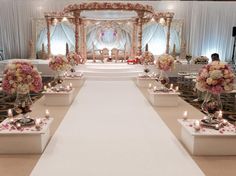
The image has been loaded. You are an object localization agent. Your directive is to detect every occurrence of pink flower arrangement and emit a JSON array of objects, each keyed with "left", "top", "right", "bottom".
[
  {"left": 49, "top": 55, "right": 70, "bottom": 72},
  {"left": 156, "top": 54, "right": 174, "bottom": 71},
  {"left": 2, "top": 60, "right": 42, "bottom": 94},
  {"left": 66, "top": 52, "right": 82, "bottom": 66},
  {"left": 196, "top": 61, "right": 235, "bottom": 94},
  {"left": 141, "top": 51, "right": 154, "bottom": 65}
]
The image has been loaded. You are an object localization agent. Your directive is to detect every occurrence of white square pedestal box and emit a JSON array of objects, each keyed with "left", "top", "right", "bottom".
[
  {"left": 178, "top": 119, "right": 236, "bottom": 155},
  {"left": 0, "top": 118, "right": 53, "bottom": 154},
  {"left": 43, "top": 88, "right": 75, "bottom": 106},
  {"left": 148, "top": 89, "right": 180, "bottom": 107},
  {"left": 136, "top": 77, "right": 157, "bottom": 88},
  {"left": 64, "top": 76, "right": 85, "bottom": 87}
]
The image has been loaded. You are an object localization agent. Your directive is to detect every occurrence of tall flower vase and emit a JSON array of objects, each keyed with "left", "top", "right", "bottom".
[
  {"left": 54, "top": 71, "right": 64, "bottom": 85},
  {"left": 15, "top": 91, "right": 33, "bottom": 125},
  {"left": 201, "top": 92, "right": 222, "bottom": 124},
  {"left": 69, "top": 65, "right": 76, "bottom": 76},
  {"left": 143, "top": 65, "right": 150, "bottom": 77},
  {"left": 158, "top": 70, "right": 169, "bottom": 86}
]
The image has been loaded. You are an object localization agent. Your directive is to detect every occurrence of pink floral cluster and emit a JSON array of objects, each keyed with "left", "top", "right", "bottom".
[
  {"left": 141, "top": 51, "right": 154, "bottom": 65},
  {"left": 156, "top": 54, "right": 174, "bottom": 71},
  {"left": 66, "top": 52, "right": 82, "bottom": 66},
  {"left": 49, "top": 55, "right": 70, "bottom": 72},
  {"left": 2, "top": 61, "right": 42, "bottom": 94},
  {"left": 196, "top": 61, "right": 235, "bottom": 94}
]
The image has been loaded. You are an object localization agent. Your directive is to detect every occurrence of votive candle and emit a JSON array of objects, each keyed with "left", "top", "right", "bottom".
[
  {"left": 175, "top": 86, "right": 179, "bottom": 92},
  {"left": 35, "top": 118, "right": 41, "bottom": 130},
  {"left": 45, "top": 109, "right": 50, "bottom": 119},
  {"left": 194, "top": 120, "right": 200, "bottom": 131},
  {"left": 148, "top": 83, "right": 152, "bottom": 89},
  {"left": 153, "top": 86, "right": 157, "bottom": 91},
  {"left": 69, "top": 83, "right": 73, "bottom": 88},
  {"left": 183, "top": 110, "right": 188, "bottom": 120},
  {"left": 8, "top": 109, "right": 13, "bottom": 118},
  {"left": 218, "top": 110, "right": 223, "bottom": 119},
  {"left": 16, "top": 123, "right": 21, "bottom": 129}
]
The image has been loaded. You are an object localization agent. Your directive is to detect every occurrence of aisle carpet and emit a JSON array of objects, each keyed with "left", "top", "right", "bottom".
[{"left": 31, "top": 80, "right": 204, "bottom": 176}]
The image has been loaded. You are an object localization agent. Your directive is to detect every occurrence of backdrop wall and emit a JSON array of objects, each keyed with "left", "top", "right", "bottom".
[{"left": 0, "top": 0, "right": 236, "bottom": 61}]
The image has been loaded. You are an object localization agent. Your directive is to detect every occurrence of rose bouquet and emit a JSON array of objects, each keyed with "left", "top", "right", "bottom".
[
  {"left": 49, "top": 55, "right": 70, "bottom": 72},
  {"left": 141, "top": 51, "right": 154, "bottom": 65},
  {"left": 156, "top": 54, "right": 174, "bottom": 71},
  {"left": 2, "top": 60, "right": 42, "bottom": 94},
  {"left": 66, "top": 52, "right": 82, "bottom": 66},
  {"left": 196, "top": 61, "right": 235, "bottom": 94}
]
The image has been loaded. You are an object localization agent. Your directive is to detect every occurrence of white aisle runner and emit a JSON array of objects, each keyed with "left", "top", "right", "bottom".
[{"left": 31, "top": 80, "right": 204, "bottom": 176}]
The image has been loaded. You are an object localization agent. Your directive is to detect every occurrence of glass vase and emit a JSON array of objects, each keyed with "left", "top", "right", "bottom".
[
  {"left": 201, "top": 91, "right": 222, "bottom": 124},
  {"left": 69, "top": 66, "right": 76, "bottom": 77},
  {"left": 158, "top": 70, "right": 169, "bottom": 86},
  {"left": 14, "top": 91, "right": 32, "bottom": 125},
  {"left": 54, "top": 71, "right": 64, "bottom": 85}
]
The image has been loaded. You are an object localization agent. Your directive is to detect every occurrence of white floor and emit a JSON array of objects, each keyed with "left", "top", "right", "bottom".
[{"left": 31, "top": 80, "right": 204, "bottom": 176}]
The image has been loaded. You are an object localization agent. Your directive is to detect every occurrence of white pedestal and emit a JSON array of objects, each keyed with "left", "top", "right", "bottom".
[
  {"left": 43, "top": 88, "right": 75, "bottom": 106},
  {"left": 0, "top": 118, "right": 53, "bottom": 154},
  {"left": 64, "top": 76, "right": 85, "bottom": 87},
  {"left": 148, "top": 89, "right": 180, "bottom": 107},
  {"left": 136, "top": 77, "right": 157, "bottom": 88},
  {"left": 178, "top": 119, "right": 236, "bottom": 155}
]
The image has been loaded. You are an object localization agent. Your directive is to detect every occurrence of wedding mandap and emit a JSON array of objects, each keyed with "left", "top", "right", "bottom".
[
  {"left": 34, "top": 2, "right": 177, "bottom": 63},
  {"left": 0, "top": 1, "right": 236, "bottom": 176}
]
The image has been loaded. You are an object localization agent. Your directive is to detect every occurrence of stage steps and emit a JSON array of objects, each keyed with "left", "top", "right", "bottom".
[{"left": 76, "top": 63, "right": 144, "bottom": 79}]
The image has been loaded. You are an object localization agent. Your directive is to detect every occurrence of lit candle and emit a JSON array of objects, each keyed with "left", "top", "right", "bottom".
[
  {"left": 66, "top": 85, "right": 70, "bottom": 91},
  {"left": 8, "top": 109, "right": 13, "bottom": 118},
  {"left": 203, "top": 116, "right": 208, "bottom": 120},
  {"left": 45, "top": 109, "right": 50, "bottom": 119},
  {"left": 16, "top": 123, "right": 21, "bottom": 129},
  {"left": 194, "top": 120, "right": 201, "bottom": 131},
  {"left": 44, "top": 85, "right": 47, "bottom": 91},
  {"left": 218, "top": 110, "right": 223, "bottom": 119},
  {"left": 222, "top": 119, "right": 228, "bottom": 126},
  {"left": 153, "top": 86, "right": 157, "bottom": 92},
  {"left": 183, "top": 110, "right": 188, "bottom": 120},
  {"left": 215, "top": 124, "right": 220, "bottom": 130},
  {"left": 170, "top": 84, "right": 173, "bottom": 90},
  {"left": 9, "top": 118, "right": 14, "bottom": 123},
  {"left": 69, "top": 83, "right": 73, "bottom": 88},
  {"left": 35, "top": 118, "right": 41, "bottom": 130},
  {"left": 148, "top": 83, "right": 152, "bottom": 89},
  {"left": 64, "top": 72, "right": 68, "bottom": 77},
  {"left": 175, "top": 86, "right": 179, "bottom": 92}
]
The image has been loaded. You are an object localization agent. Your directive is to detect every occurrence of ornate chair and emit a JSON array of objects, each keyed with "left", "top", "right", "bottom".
[
  {"left": 101, "top": 48, "right": 109, "bottom": 62},
  {"left": 111, "top": 48, "right": 118, "bottom": 62}
]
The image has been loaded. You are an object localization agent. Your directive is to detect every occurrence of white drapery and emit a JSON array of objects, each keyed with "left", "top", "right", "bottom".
[
  {"left": 142, "top": 22, "right": 180, "bottom": 55},
  {"left": 0, "top": 1, "right": 236, "bottom": 62},
  {"left": 36, "top": 23, "right": 75, "bottom": 55}
]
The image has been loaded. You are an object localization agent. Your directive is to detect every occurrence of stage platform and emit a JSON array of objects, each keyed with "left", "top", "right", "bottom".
[
  {"left": 0, "top": 59, "right": 205, "bottom": 79},
  {"left": 76, "top": 62, "right": 143, "bottom": 80}
]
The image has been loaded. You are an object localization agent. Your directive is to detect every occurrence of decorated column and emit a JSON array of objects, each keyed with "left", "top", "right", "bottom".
[
  {"left": 137, "top": 11, "right": 144, "bottom": 56},
  {"left": 80, "top": 19, "right": 87, "bottom": 62},
  {"left": 83, "top": 22, "right": 87, "bottom": 62},
  {"left": 165, "top": 13, "right": 174, "bottom": 54},
  {"left": 45, "top": 16, "right": 51, "bottom": 58},
  {"left": 131, "top": 19, "right": 138, "bottom": 58},
  {"left": 74, "top": 11, "right": 80, "bottom": 54}
]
